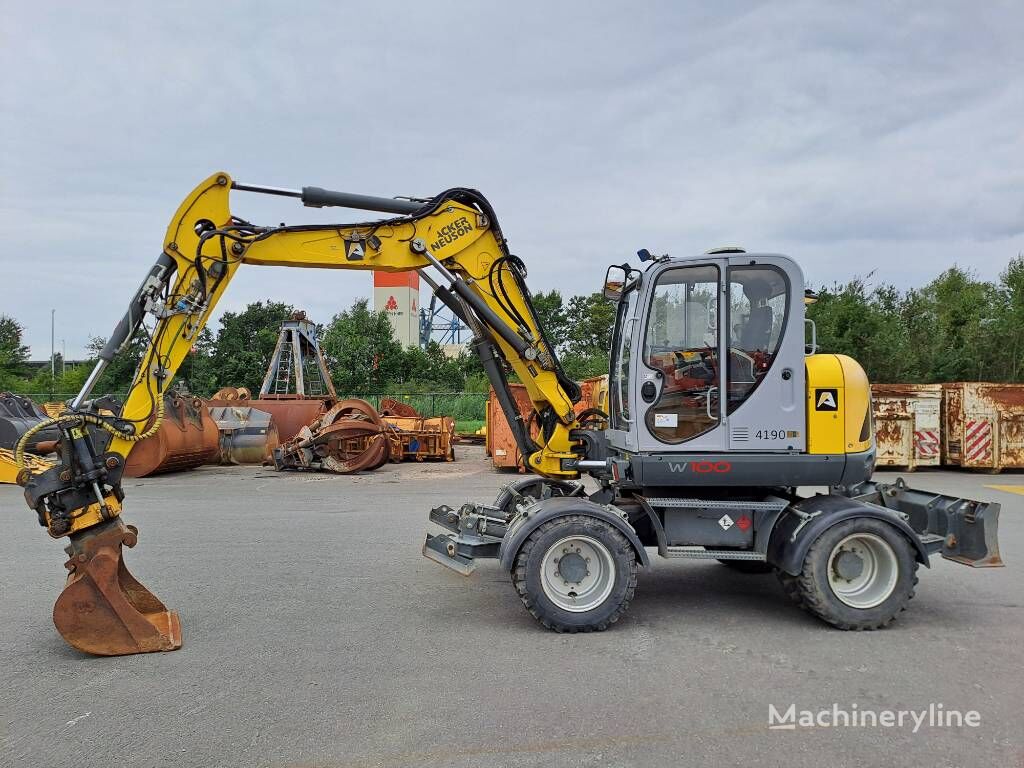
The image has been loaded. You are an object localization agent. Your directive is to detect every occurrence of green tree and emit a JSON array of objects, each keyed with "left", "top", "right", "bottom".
[
  {"left": 209, "top": 301, "right": 294, "bottom": 393},
  {"left": 322, "top": 298, "right": 405, "bottom": 392},
  {"left": 808, "top": 277, "right": 914, "bottom": 383},
  {"left": 180, "top": 327, "right": 218, "bottom": 395},
  {"left": 531, "top": 289, "right": 568, "bottom": 346},
  {"left": 400, "top": 341, "right": 467, "bottom": 390},
  {"left": 985, "top": 255, "right": 1024, "bottom": 381},
  {"left": 920, "top": 267, "right": 997, "bottom": 382},
  {"left": 560, "top": 292, "right": 616, "bottom": 379},
  {"left": 0, "top": 315, "right": 30, "bottom": 384}
]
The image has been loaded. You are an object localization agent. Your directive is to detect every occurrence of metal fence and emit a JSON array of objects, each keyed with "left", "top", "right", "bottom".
[
  {"left": 16, "top": 392, "right": 489, "bottom": 422},
  {"left": 340, "top": 393, "right": 488, "bottom": 421}
]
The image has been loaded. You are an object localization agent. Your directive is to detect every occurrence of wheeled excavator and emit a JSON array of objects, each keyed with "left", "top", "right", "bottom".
[{"left": 14, "top": 172, "right": 1002, "bottom": 656}]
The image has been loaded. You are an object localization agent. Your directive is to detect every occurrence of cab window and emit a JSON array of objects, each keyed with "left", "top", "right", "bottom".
[
  {"left": 642, "top": 265, "right": 720, "bottom": 443},
  {"left": 727, "top": 265, "right": 788, "bottom": 413}
]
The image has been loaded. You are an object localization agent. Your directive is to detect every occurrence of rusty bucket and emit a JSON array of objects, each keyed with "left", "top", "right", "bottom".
[
  {"left": 123, "top": 393, "right": 219, "bottom": 477},
  {"left": 53, "top": 519, "right": 182, "bottom": 656},
  {"left": 207, "top": 394, "right": 327, "bottom": 443},
  {"left": 208, "top": 405, "right": 280, "bottom": 464}
]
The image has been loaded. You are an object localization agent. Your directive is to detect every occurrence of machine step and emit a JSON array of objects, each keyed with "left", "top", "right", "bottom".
[
  {"left": 644, "top": 497, "right": 790, "bottom": 512},
  {"left": 665, "top": 547, "right": 767, "bottom": 560}
]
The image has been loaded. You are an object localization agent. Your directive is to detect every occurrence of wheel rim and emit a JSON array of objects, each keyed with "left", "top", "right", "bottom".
[
  {"left": 540, "top": 535, "right": 616, "bottom": 612},
  {"left": 827, "top": 533, "right": 899, "bottom": 609}
]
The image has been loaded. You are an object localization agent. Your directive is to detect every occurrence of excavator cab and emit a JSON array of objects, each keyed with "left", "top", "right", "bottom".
[
  {"left": 607, "top": 251, "right": 809, "bottom": 460},
  {"left": 425, "top": 247, "right": 1002, "bottom": 634}
]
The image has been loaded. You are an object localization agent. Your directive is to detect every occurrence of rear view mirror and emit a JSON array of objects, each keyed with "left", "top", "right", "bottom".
[{"left": 604, "top": 265, "right": 627, "bottom": 301}]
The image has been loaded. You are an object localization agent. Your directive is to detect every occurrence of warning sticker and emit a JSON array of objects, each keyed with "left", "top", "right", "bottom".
[
  {"left": 654, "top": 413, "right": 678, "bottom": 428},
  {"left": 718, "top": 514, "right": 734, "bottom": 531}
]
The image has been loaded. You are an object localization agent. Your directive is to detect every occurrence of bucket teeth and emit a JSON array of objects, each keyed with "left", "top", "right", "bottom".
[{"left": 52, "top": 520, "right": 182, "bottom": 656}]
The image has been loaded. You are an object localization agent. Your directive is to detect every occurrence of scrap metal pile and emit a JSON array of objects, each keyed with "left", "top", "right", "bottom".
[
  {"left": 0, "top": 311, "right": 460, "bottom": 484},
  {"left": 273, "top": 398, "right": 457, "bottom": 473},
  {"left": 272, "top": 398, "right": 393, "bottom": 473},
  {"left": 379, "top": 398, "right": 457, "bottom": 462}
]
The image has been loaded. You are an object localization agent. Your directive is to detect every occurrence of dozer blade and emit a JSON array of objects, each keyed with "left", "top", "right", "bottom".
[{"left": 53, "top": 519, "right": 182, "bottom": 656}]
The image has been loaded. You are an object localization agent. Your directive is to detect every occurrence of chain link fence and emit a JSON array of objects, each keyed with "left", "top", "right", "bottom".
[
  {"left": 16, "top": 392, "right": 489, "bottom": 422},
  {"left": 340, "top": 393, "right": 487, "bottom": 421}
]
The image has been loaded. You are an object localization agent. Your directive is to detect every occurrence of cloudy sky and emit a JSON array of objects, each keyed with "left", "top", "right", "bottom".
[{"left": 1, "top": 1, "right": 1021, "bottom": 358}]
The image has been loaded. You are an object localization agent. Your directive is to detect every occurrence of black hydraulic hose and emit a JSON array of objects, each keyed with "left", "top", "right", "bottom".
[{"left": 449, "top": 277, "right": 532, "bottom": 357}]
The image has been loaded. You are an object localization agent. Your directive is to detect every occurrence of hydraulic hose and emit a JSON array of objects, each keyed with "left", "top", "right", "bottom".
[{"left": 14, "top": 399, "right": 166, "bottom": 471}]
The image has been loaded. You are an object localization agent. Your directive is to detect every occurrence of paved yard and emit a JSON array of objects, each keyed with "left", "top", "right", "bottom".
[{"left": 2, "top": 446, "right": 1020, "bottom": 767}]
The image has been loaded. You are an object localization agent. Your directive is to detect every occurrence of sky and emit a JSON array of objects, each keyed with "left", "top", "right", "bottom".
[{"left": 1, "top": 1, "right": 1021, "bottom": 358}]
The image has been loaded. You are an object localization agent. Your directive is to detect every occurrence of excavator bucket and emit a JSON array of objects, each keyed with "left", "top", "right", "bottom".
[
  {"left": 0, "top": 392, "right": 61, "bottom": 452},
  {"left": 53, "top": 520, "right": 181, "bottom": 656}
]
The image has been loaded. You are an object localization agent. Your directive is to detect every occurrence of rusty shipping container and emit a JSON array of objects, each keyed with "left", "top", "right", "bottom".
[
  {"left": 486, "top": 384, "right": 539, "bottom": 471},
  {"left": 487, "top": 377, "right": 609, "bottom": 471},
  {"left": 942, "top": 383, "right": 1024, "bottom": 471},
  {"left": 871, "top": 384, "right": 942, "bottom": 470}
]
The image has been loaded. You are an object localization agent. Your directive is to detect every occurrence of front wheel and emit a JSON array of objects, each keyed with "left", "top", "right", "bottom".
[
  {"left": 512, "top": 515, "right": 638, "bottom": 632},
  {"left": 788, "top": 518, "right": 918, "bottom": 630}
]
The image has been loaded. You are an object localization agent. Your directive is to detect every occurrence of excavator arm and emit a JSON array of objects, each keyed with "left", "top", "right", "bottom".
[{"left": 18, "top": 171, "right": 584, "bottom": 656}]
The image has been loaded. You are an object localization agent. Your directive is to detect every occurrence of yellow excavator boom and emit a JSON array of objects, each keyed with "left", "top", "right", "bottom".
[{"left": 17, "top": 172, "right": 584, "bottom": 655}]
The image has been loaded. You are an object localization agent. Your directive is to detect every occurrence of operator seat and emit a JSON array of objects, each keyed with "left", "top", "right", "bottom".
[
  {"left": 739, "top": 279, "right": 774, "bottom": 351},
  {"left": 741, "top": 305, "right": 773, "bottom": 351}
]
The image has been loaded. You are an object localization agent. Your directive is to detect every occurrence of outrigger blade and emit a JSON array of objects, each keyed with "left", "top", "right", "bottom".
[{"left": 53, "top": 519, "right": 182, "bottom": 656}]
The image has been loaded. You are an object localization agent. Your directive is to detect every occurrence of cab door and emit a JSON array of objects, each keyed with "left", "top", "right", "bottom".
[
  {"left": 723, "top": 256, "right": 806, "bottom": 452},
  {"left": 633, "top": 260, "right": 728, "bottom": 453}
]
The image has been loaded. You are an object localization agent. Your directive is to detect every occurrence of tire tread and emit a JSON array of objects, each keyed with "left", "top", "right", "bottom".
[
  {"left": 512, "top": 514, "right": 638, "bottom": 633},
  {"left": 786, "top": 520, "right": 918, "bottom": 630}
]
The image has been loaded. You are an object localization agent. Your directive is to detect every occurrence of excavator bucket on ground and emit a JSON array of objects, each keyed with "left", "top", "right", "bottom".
[
  {"left": 0, "top": 392, "right": 61, "bottom": 452},
  {"left": 208, "top": 386, "right": 328, "bottom": 443},
  {"left": 123, "top": 391, "right": 219, "bottom": 477},
  {"left": 53, "top": 519, "right": 182, "bottom": 656},
  {"left": 208, "top": 405, "right": 279, "bottom": 464}
]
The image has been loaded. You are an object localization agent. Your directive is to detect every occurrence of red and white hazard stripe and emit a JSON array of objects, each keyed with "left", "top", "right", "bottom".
[
  {"left": 914, "top": 430, "right": 939, "bottom": 457},
  {"left": 964, "top": 419, "right": 993, "bottom": 463}
]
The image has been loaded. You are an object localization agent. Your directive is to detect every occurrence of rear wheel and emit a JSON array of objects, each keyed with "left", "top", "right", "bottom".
[
  {"left": 512, "top": 515, "right": 637, "bottom": 632},
  {"left": 789, "top": 518, "right": 917, "bottom": 630}
]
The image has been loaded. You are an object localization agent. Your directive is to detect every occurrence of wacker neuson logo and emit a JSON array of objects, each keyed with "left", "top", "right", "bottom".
[{"left": 768, "top": 703, "right": 981, "bottom": 732}]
